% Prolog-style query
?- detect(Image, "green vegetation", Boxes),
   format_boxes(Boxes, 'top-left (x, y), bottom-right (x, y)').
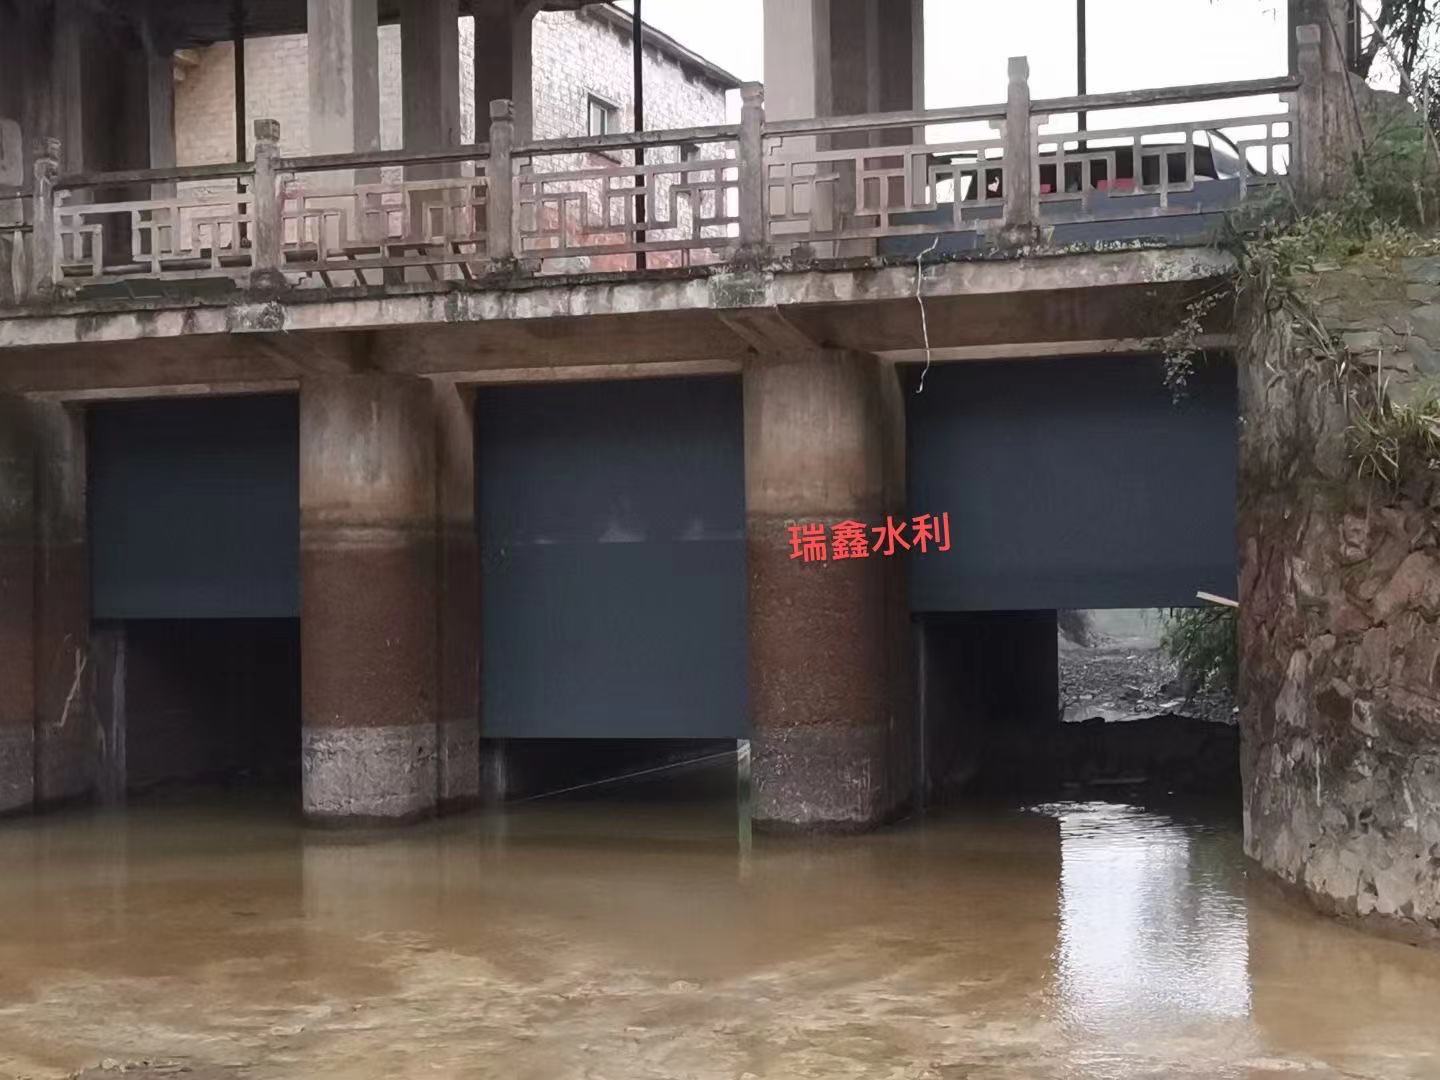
top-left (1162, 606), bottom-right (1238, 696)
top-left (1161, 114), bottom-right (1440, 487)
top-left (1349, 385), bottom-right (1440, 486)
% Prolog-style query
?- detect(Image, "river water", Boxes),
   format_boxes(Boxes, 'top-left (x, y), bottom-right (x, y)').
top-left (1, 763), bottom-right (1438, 1080)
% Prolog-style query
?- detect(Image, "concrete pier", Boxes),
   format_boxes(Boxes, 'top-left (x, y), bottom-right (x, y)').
top-left (299, 374), bottom-right (439, 823)
top-left (0, 399), bottom-right (94, 812)
top-left (31, 403), bottom-right (93, 805)
top-left (0, 398), bottom-right (37, 814)
top-left (744, 349), bottom-right (913, 831)
top-left (434, 382), bottom-right (481, 809)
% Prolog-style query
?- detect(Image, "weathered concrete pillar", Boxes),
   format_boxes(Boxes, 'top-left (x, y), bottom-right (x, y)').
top-left (766, 0), bottom-right (921, 126)
top-left (1289, 0), bottom-right (1354, 74)
top-left (763, 0), bottom-right (831, 122)
top-left (52, 0), bottom-right (86, 175)
top-left (434, 382), bottom-right (480, 809)
top-left (0, 397), bottom-right (36, 814)
top-left (474, 0), bottom-right (536, 143)
top-left (401, 0), bottom-right (461, 178)
top-left (827, 0), bottom-right (923, 119)
top-left (306, 0), bottom-right (380, 158)
top-left (763, 0), bottom-right (832, 251)
top-left (32, 403), bottom-right (93, 805)
top-left (300, 374), bottom-right (438, 824)
top-left (744, 349), bottom-right (913, 831)
top-left (146, 45), bottom-right (177, 197)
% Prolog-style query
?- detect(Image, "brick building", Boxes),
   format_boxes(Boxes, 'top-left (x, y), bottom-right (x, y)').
top-left (171, 4), bottom-right (737, 164)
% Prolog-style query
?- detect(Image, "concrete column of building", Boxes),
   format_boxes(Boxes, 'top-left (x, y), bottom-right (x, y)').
top-left (0, 398), bottom-right (37, 814)
top-left (877, 0), bottom-right (924, 117)
top-left (434, 382), bottom-right (480, 809)
top-left (52, 0), bottom-right (86, 174)
top-left (32, 403), bottom-right (94, 805)
top-left (401, 0), bottom-right (461, 178)
top-left (300, 374), bottom-right (439, 824)
top-left (474, 0), bottom-right (537, 143)
top-left (744, 349), bottom-right (913, 832)
top-left (146, 44), bottom-right (177, 197)
top-left (763, 0), bottom-right (832, 122)
top-left (307, 0), bottom-right (380, 157)
top-left (766, 0), bottom-right (921, 127)
top-left (763, 0), bottom-right (832, 251)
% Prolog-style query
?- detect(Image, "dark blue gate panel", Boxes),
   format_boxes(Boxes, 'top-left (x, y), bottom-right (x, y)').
top-left (907, 357), bottom-right (1236, 612)
top-left (89, 395), bottom-right (299, 619)
top-left (477, 377), bottom-right (747, 739)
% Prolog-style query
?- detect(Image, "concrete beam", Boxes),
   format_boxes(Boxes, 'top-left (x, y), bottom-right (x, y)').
top-left (0, 249), bottom-right (1236, 396)
top-left (0, 246), bottom-right (1234, 345)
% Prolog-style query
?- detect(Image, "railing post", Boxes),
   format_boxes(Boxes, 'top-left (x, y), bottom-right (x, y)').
top-left (29, 137), bottom-right (59, 299)
top-left (737, 81), bottom-right (766, 263)
top-left (1295, 22), bottom-right (1360, 206)
top-left (249, 118), bottom-right (285, 290)
top-left (487, 98), bottom-right (515, 266)
top-left (1001, 56), bottom-right (1037, 246)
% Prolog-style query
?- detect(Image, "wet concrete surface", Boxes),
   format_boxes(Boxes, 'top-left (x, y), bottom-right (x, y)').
top-left (2, 762), bottom-right (1439, 1080)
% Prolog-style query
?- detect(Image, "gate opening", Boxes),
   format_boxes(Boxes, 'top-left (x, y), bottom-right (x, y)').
top-left (94, 618), bottom-right (301, 801)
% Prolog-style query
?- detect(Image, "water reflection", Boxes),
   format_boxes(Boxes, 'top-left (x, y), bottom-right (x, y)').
top-left (1042, 801), bottom-right (1252, 1029)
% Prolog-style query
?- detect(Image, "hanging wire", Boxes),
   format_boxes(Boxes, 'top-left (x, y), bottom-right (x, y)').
top-left (914, 236), bottom-right (941, 395)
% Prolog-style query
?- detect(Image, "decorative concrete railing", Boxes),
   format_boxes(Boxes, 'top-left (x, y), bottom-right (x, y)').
top-left (2, 29), bottom-right (1339, 304)
top-left (514, 103), bottom-right (741, 270)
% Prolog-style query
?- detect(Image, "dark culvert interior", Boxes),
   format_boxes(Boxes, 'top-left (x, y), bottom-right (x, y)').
top-left (95, 618), bottom-right (302, 801)
top-left (915, 607), bottom-right (1240, 814)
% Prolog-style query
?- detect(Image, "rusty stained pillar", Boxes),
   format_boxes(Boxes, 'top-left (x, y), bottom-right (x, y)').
top-left (434, 381), bottom-right (480, 810)
top-left (744, 349), bottom-right (913, 832)
top-left (0, 398), bottom-right (37, 814)
top-left (300, 374), bottom-right (439, 824)
top-left (32, 403), bottom-right (93, 805)
top-left (0, 398), bottom-right (95, 814)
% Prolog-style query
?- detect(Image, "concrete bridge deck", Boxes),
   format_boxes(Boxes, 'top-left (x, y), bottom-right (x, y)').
top-left (0, 244), bottom-right (1233, 396)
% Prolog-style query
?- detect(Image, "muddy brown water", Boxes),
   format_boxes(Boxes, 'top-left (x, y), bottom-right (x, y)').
top-left (1, 762), bottom-right (1438, 1080)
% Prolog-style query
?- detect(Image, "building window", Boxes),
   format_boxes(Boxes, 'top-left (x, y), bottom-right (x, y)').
top-left (587, 94), bottom-right (619, 138)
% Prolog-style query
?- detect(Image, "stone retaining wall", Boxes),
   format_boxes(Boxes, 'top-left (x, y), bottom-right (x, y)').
top-left (1239, 255), bottom-right (1440, 937)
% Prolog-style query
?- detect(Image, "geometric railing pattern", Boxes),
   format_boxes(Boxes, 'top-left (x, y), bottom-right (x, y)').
top-left (6, 31), bottom-right (1334, 303)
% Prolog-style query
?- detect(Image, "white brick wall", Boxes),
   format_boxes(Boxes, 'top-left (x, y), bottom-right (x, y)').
top-left (174, 10), bottom-right (730, 165)
top-left (530, 10), bottom-right (728, 142)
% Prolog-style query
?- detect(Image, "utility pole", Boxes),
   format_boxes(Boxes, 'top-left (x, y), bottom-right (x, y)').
top-left (633, 0), bottom-right (646, 270)
top-left (233, 0), bottom-right (247, 164)
top-left (233, 0), bottom-right (248, 244)
top-left (1077, 0), bottom-right (1088, 143)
